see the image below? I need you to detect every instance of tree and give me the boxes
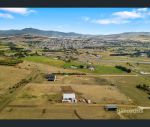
[147,51,150,58]
[79,65,84,69]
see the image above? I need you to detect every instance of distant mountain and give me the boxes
[0,28,84,38]
[0,28,150,42]
[92,32,150,42]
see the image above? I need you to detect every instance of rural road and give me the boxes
[86,74,138,77]
[100,60,150,64]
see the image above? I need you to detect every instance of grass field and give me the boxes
[23,56,125,74]
[103,76,150,106]
[23,56,65,67]
[123,109,150,119]
[0,65,31,95]
[1,53,150,119]
[0,104,119,119]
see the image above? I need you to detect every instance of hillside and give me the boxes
[0,28,83,38]
[0,28,150,50]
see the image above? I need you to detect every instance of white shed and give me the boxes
[61,86,77,103]
[62,93,76,103]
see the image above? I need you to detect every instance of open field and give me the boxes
[102,76,150,106]
[23,56,126,74]
[23,56,65,67]
[13,82,130,105]
[0,104,119,119]
[123,110,150,119]
[1,47,150,119]
[0,65,31,95]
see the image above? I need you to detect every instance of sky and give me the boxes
[0,8,150,35]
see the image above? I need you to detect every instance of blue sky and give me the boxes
[0,8,150,35]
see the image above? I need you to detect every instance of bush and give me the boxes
[115,65,131,73]
[136,84,150,91]
[21,93,37,99]
[79,65,84,69]
[0,59,23,66]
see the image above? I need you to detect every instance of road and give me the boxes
[86,74,138,77]
[100,59,150,64]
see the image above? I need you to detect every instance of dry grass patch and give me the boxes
[0,65,31,94]
[72,85,129,104]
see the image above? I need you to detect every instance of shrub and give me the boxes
[115,65,131,73]
[0,59,23,66]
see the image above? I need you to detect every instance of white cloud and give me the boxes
[0,13,14,19]
[0,8,36,15]
[91,18,130,25]
[113,11,142,19]
[82,8,150,25]
[137,8,148,12]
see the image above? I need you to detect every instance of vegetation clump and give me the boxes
[115,65,131,73]
[136,84,150,92]
[0,59,23,66]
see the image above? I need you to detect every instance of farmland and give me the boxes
[23,56,125,74]
[1,31,150,119]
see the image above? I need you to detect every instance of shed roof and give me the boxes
[105,104,118,109]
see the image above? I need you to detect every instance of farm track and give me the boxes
[86,74,138,77]
[100,60,150,64]
[6,103,138,108]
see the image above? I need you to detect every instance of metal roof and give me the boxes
[105,104,118,108]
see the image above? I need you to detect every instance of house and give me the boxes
[104,104,118,111]
[140,53,147,57]
[61,86,77,103]
[88,66,95,71]
[47,74,56,81]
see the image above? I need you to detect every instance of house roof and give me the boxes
[48,74,56,78]
[61,86,74,93]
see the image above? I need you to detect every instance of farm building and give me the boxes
[88,66,95,71]
[70,65,78,69]
[104,104,118,111]
[61,86,77,103]
[47,74,56,81]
